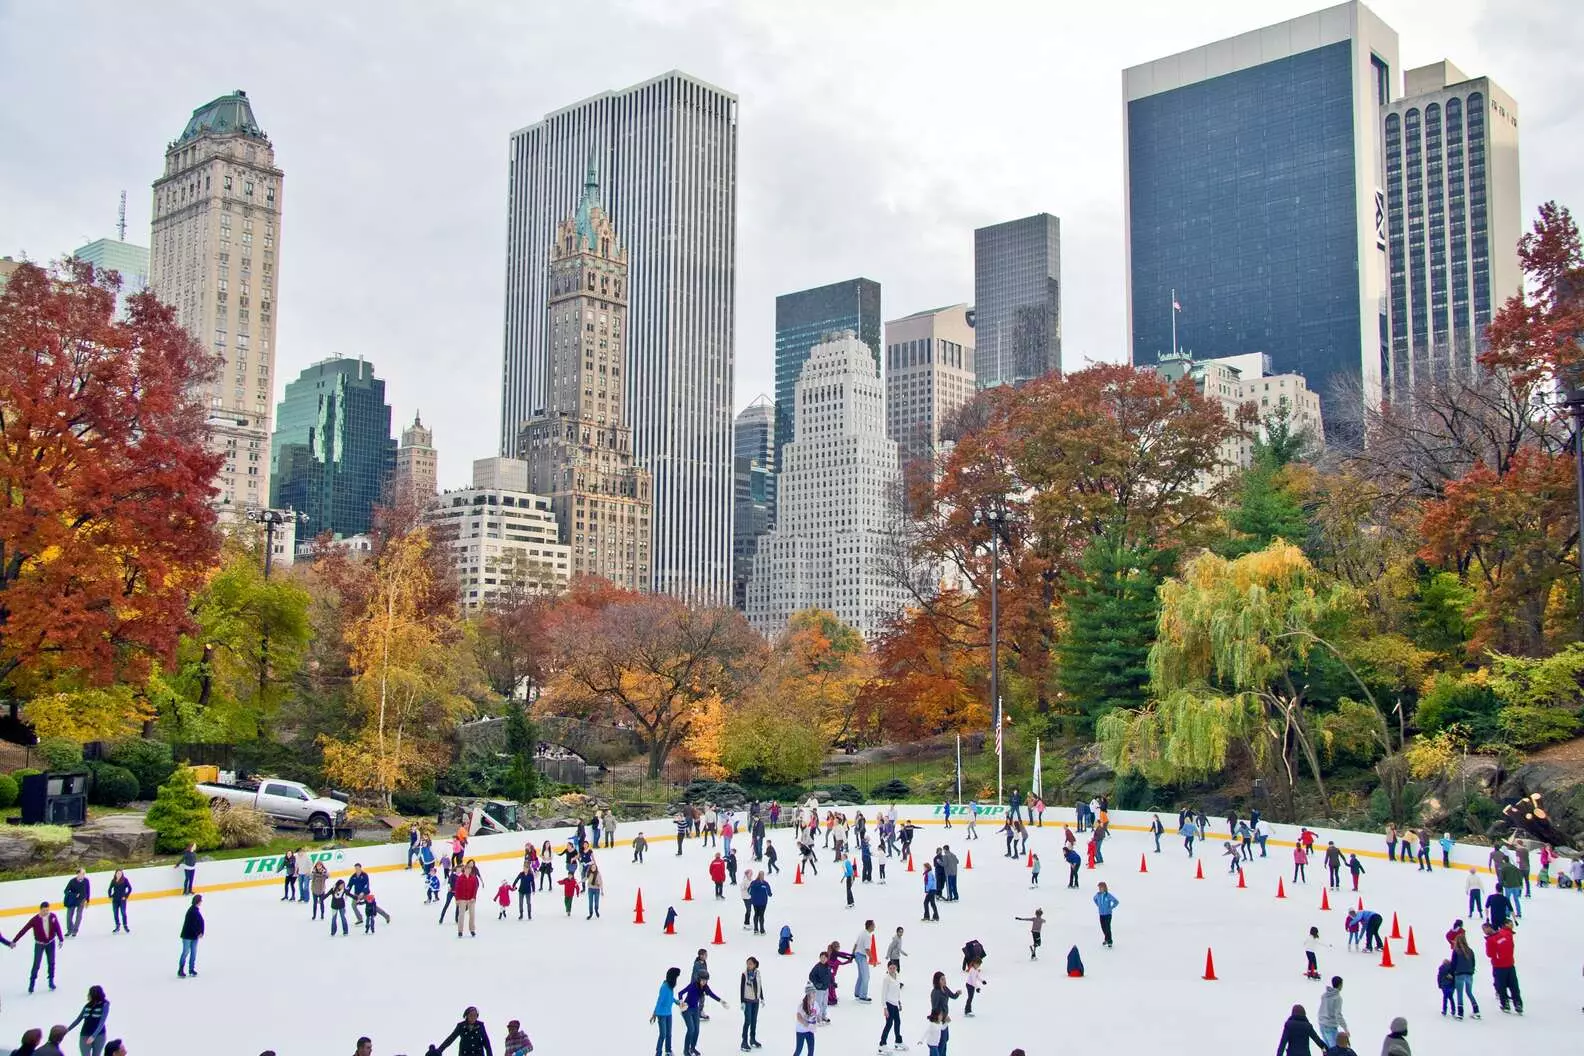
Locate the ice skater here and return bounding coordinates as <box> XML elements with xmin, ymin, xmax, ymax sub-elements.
<box><xmin>1014</xmin><ymin>910</ymin><xmax>1044</xmax><ymax>959</ymax></box>
<box><xmin>433</xmin><ymin>1006</ymin><xmax>492</xmax><ymax>1056</ymax></box>
<box><xmin>653</xmin><ymin>966</ymin><xmax>681</xmax><ymax>1056</ymax></box>
<box><xmin>879</xmin><ymin>959</ymin><xmax>905</xmax><ymax>1051</ymax></box>
<box><xmin>177</xmin><ymin>842</ymin><xmax>198</xmax><ymax>895</ymax></box>
<box><xmin>851</xmin><ymin>920</ymin><xmax>875</xmax><ymax>1002</ymax></box>
<box><xmin>1317</xmin><ymin>977</ymin><xmax>1347</xmax><ymax>1046</ymax></box>
<box><xmin>1303</xmin><ymin>926</ymin><xmax>1327</xmax><ymax>979</ymax></box>
<box><xmin>65</xmin><ymin>984</ymin><xmax>109</xmax><ymax>1056</ymax></box>
<box><xmin>329</xmin><ymin>880</ymin><xmax>351</xmax><ymax>936</ymax></box>
<box><xmin>962</xmin><ymin>959</ymin><xmax>985</xmax><ymax>1017</ymax></box>
<box><xmin>12</xmin><ymin>901</ymin><xmax>63</xmax><ymax>992</ymax></box>
<box><xmin>1346</xmin><ymin>853</ymin><xmax>1365</xmax><ymax>892</ymax></box>
<box><xmin>1292</xmin><ymin>843</ymin><xmax>1309</xmax><ymax>884</ymax></box>
<box><xmin>1064</xmin><ymin>845</ymin><xmax>1081</xmax><ymax>888</ymax></box>
<box><xmin>1093</xmin><ymin>882</ymin><xmax>1118</xmax><ymax>948</ymax></box>
<box><xmin>177</xmin><ymin>894</ymin><xmax>204</xmax><ymax>978</ymax></box>
<box><xmin>62</xmin><ymin>869</ymin><xmax>90</xmax><ymax>938</ymax></box>
<box><xmin>107</xmin><ymin>869</ymin><xmax>132</xmax><ymax>934</ymax></box>
<box><xmin>1029</xmin><ymin>853</ymin><xmax>1041</xmax><ymax>887</ymax></box>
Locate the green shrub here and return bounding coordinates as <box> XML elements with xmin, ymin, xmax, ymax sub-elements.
<box><xmin>1415</xmin><ymin>674</ymin><xmax>1501</xmax><ymax>741</ymax></box>
<box><xmin>0</xmin><ymin>773</ymin><xmax>17</xmax><ymax>809</ymax></box>
<box><xmin>106</xmin><ymin>739</ymin><xmax>177</xmax><ymax>799</ymax></box>
<box><xmin>814</xmin><ymin>783</ymin><xmax>862</xmax><ymax>804</ymax></box>
<box><xmin>871</xmin><ymin>778</ymin><xmax>911</xmax><ymax>801</ymax></box>
<box><xmin>25</xmin><ymin>825</ymin><xmax>73</xmax><ymax>847</ymax></box>
<box><xmin>36</xmin><ymin>737</ymin><xmax>84</xmax><ymax>771</ymax></box>
<box><xmin>211</xmin><ymin>804</ymin><xmax>274</xmax><ymax>849</ymax></box>
<box><xmin>391</xmin><ymin>786</ymin><xmax>444</xmax><ymax>817</ymax></box>
<box><xmin>1317</xmin><ymin>699</ymin><xmax>1388</xmax><ymax>770</ymax></box>
<box><xmin>10</xmin><ymin>767</ymin><xmax>41</xmax><ymax>784</ymax></box>
<box><xmin>1112</xmin><ymin>771</ymin><xmax>1154</xmax><ymax>810</ymax></box>
<box><xmin>87</xmin><ymin>763</ymin><xmax>141</xmax><ymax>807</ymax></box>
<box><xmin>1496</xmin><ymin>705</ymin><xmax>1581</xmax><ymax>749</ymax></box>
<box><xmin>144</xmin><ymin>767</ymin><xmax>221</xmax><ymax>853</ymax></box>
<box><xmin>436</xmin><ymin>757</ymin><xmax>512</xmax><ymax>798</ymax></box>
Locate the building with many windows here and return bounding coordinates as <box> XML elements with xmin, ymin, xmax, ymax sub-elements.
<box><xmin>425</xmin><ymin>458</ymin><xmax>571</xmax><ymax>612</ymax></box>
<box><xmin>393</xmin><ymin>412</ymin><xmax>439</xmax><ymax>505</ymax></box>
<box><xmin>269</xmin><ymin>357</ymin><xmax>395</xmax><ymax>539</ymax></box>
<box><xmin>1125</xmin><ymin>2</ymin><xmax>1399</xmax><ymax>438</ymax></box>
<box><xmin>149</xmin><ymin>90</ymin><xmax>284</xmax><ymax>514</ymax></box>
<box><xmin>72</xmin><ymin>237</ymin><xmax>149</xmax><ymax>317</ymax></box>
<box><xmin>1382</xmin><ymin>61</ymin><xmax>1520</xmax><ymax>397</ymax></box>
<box><xmin>1155</xmin><ymin>350</ymin><xmax>1325</xmax><ymax>470</ymax></box>
<box><xmin>973</xmin><ymin>215</ymin><xmax>1060</xmax><ymax>388</ymax></box>
<box><xmin>502</xmin><ymin>71</ymin><xmax>737</xmax><ymax>602</ymax></box>
<box><xmin>517</xmin><ymin>162</ymin><xmax>652</xmax><ymax>591</ymax></box>
<box><xmin>746</xmin><ymin>332</ymin><xmax>909</xmax><ymax>640</ymax></box>
<box><xmin>884</xmin><ymin>304</ymin><xmax>976</xmax><ymax>476</ymax></box>
<box><xmin>732</xmin><ymin>395</ymin><xmax>775</xmax><ymax>609</ymax></box>
<box><xmin>774</xmin><ymin>278</ymin><xmax>882</xmax><ymax>460</ymax></box>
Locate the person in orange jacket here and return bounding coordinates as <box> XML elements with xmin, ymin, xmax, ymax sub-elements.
<box><xmin>709</xmin><ymin>853</ymin><xmax>728</xmax><ymax>899</ymax></box>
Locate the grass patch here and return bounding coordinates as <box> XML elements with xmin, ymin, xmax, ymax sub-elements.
<box><xmin>0</xmin><ymin>831</ymin><xmax>391</xmax><ymax>884</ymax></box>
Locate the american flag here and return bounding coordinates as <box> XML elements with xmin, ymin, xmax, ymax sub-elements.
<box><xmin>995</xmin><ymin>716</ymin><xmax>1002</xmax><ymax>758</ymax></box>
<box><xmin>1172</xmin><ymin>298</ymin><xmax>1182</xmax><ymax>313</ymax></box>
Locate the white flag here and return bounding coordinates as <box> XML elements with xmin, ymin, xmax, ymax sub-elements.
<box><xmin>1031</xmin><ymin>739</ymin><xmax>1043</xmax><ymax>799</ymax></box>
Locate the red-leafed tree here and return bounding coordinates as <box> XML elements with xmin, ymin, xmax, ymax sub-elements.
<box><xmin>0</xmin><ymin>260</ymin><xmax>221</xmax><ymax>706</ymax></box>
<box><xmin>1481</xmin><ymin>201</ymin><xmax>1584</xmax><ymax>387</ymax></box>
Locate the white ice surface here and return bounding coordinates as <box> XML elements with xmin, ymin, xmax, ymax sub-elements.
<box><xmin>0</xmin><ymin>808</ymin><xmax>1580</xmax><ymax>1055</ymax></box>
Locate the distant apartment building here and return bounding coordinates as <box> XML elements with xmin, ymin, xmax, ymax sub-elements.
<box><xmin>973</xmin><ymin>214</ymin><xmax>1060</xmax><ymax>388</ymax></box>
<box><xmin>393</xmin><ymin>412</ymin><xmax>439</xmax><ymax>504</ymax></box>
<box><xmin>1383</xmin><ymin>60</ymin><xmax>1521</xmax><ymax>396</ymax></box>
<box><xmin>149</xmin><ymin>90</ymin><xmax>285</xmax><ymax>514</ymax></box>
<box><xmin>775</xmin><ymin>278</ymin><xmax>882</xmax><ymax>460</ymax></box>
<box><xmin>746</xmin><ymin>332</ymin><xmax>909</xmax><ymax>639</ymax></box>
<box><xmin>1155</xmin><ymin>350</ymin><xmax>1324</xmax><ymax>470</ymax></box>
<box><xmin>425</xmin><ymin>457</ymin><xmax>571</xmax><ymax>612</ymax></box>
<box><xmin>884</xmin><ymin>304</ymin><xmax>976</xmax><ymax>477</ymax></box>
<box><xmin>269</xmin><ymin>357</ymin><xmax>395</xmax><ymax>539</ymax></box>
<box><xmin>732</xmin><ymin>395</ymin><xmax>775</xmax><ymax>609</ymax></box>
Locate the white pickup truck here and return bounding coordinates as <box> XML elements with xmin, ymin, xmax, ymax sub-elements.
<box><xmin>197</xmin><ymin>777</ymin><xmax>348</xmax><ymax>838</ymax></box>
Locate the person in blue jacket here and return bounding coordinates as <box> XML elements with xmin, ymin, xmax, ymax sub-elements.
<box><xmin>748</xmin><ymin>873</ymin><xmax>772</xmax><ymax>935</ymax></box>
<box><xmin>679</xmin><ymin>967</ymin><xmax>728</xmax><ymax>1055</ymax></box>
<box><xmin>651</xmin><ymin>966</ymin><xmax>681</xmax><ymax>1056</ymax></box>
<box><xmin>1093</xmin><ymin>882</ymin><xmax>1119</xmax><ymax>948</ymax></box>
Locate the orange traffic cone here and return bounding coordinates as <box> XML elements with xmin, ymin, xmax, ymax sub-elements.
<box><xmin>1202</xmin><ymin>948</ymin><xmax>1218</xmax><ymax>981</ymax></box>
<box><xmin>1027</xmin><ymin>851</ymin><xmax>1035</xmax><ymax>867</ymax></box>
<box><xmin>1390</xmin><ymin>912</ymin><xmax>1401</xmax><ymax>940</ymax></box>
<box><xmin>1276</xmin><ymin>877</ymin><xmax>1287</xmax><ymax>899</ymax></box>
<box><xmin>1357</xmin><ymin>896</ymin><xmax>1364</xmax><ymax>911</ymax></box>
<box><xmin>965</xmin><ymin>851</ymin><xmax>973</xmax><ymax>870</ymax></box>
<box><xmin>868</xmin><ymin>934</ymin><xmax>879</xmax><ymax>966</ymax></box>
<box><xmin>683</xmin><ymin>879</ymin><xmax>693</xmax><ymax>902</ymax></box>
<box><xmin>1139</xmin><ymin>853</ymin><xmax>1149</xmax><ymax>874</ymax></box>
<box><xmin>634</xmin><ymin>889</ymin><xmax>646</xmax><ymax>924</ymax></box>
<box><xmin>1233</xmin><ymin>867</ymin><xmax>1244</xmax><ymax>888</ymax></box>
<box><xmin>1379</xmin><ymin>938</ymin><xmax>1394</xmax><ymax>968</ymax></box>
<box><xmin>794</xmin><ymin>866</ymin><xmax>803</xmax><ymax>885</ymax></box>
<box><xmin>907</xmin><ymin>855</ymin><xmax>915</xmax><ymax>872</ymax></box>
<box><xmin>1195</xmin><ymin>860</ymin><xmax>1204</xmax><ymax>880</ymax></box>
<box><xmin>711</xmin><ymin>917</ymin><xmax>725</xmax><ymax>945</ymax></box>
<box><xmin>1319</xmin><ymin>889</ymin><xmax>1330</xmax><ymax>911</ymax></box>
<box><xmin>1405</xmin><ymin>927</ymin><xmax>1418</xmax><ymax>956</ymax></box>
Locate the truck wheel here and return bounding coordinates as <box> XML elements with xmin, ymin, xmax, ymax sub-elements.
<box><xmin>309</xmin><ymin>812</ymin><xmax>332</xmax><ymax>839</ymax></box>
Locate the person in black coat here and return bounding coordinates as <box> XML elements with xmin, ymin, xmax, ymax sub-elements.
<box><xmin>178</xmin><ymin>895</ymin><xmax>204</xmax><ymax>978</ymax></box>
<box><xmin>432</xmin><ymin>1006</ymin><xmax>493</xmax><ymax>1056</ymax></box>
<box><xmin>1276</xmin><ymin>1004</ymin><xmax>1325</xmax><ymax>1056</ymax></box>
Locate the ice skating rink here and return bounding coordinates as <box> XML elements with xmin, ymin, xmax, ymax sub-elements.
<box><xmin>0</xmin><ymin>808</ymin><xmax>1580</xmax><ymax>1054</ymax></box>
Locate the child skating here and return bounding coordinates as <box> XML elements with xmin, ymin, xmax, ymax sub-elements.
<box><xmin>1304</xmin><ymin>926</ymin><xmax>1327</xmax><ymax>979</ymax></box>
<box><xmin>495</xmin><ymin>880</ymin><xmax>511</xmax><ymax>920</ymax></box>
<box><xmin>1029</xmin><ymin>854</ymin><xmax>1041</xmax><ymax>887</ymax></box>
<box><xmin>1014</xmin><ymin>910</ymin><xmax>1044</xmax><ymax>959</ymax></box>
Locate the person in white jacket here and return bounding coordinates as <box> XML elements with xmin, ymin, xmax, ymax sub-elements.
<box><xmin>878</xmin><ymin>959</ymin><xmax>905</xmax><ymax>1051</ymax></box>
<box><xmin>852</xmin><ymin>920</ymin><xmax>876</xmax><ymax>1002</ymax></box>
<box><xmin>1318</xmin><ymin>976</ymin><xmax>1348</xmax><ymax>1048</ymax></box>
<box><xmin>740</xmin><ymin>868</ymin><xmax>756</xmax><ymax>930</ymax></box>
<box><xmin>1465</xmin><ymin>868</ymin><xmax>1485</xmax><ymax>920</ymax></box>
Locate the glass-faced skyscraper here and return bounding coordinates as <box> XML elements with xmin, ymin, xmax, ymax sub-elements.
<box><xmin>774</xmin><ymin>278</ymin><xmax>881</xmax><ymax>460</ymax></box>
<box><xmin>973</xmin><ymin>215</ymin><xmax>1061</xmax><ymax>388</ymax></box>
<box><xmin>1383</xmin><ymin>61</ymin><xmax>1520</xmax><ymax>396</ymax></box>
<box><xmin>1125</xmin><ymin>2</ymin><xmax>1400</xmax><ymax>435</ymax></box>
<box><xmin>270</xmin><ymin>358</ymin><xmax>396</xmax><ymax>539</ymax></box>
<box><xmin>502</xmin><ymin>71</ymin><xmax>738</xmax><ymax>603</ymax></box>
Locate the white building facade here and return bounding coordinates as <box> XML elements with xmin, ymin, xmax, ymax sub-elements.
<box><xmin>746</xmin><ymin>333</ymin><xmax>909</xmax><ymax>640</ymax></box>
<box><xmin>502</xmin><ymin>71</ymin><xmax>737</xmax><ymax>603</ymax></box>
<box><xmin>884</xmin><ymin>304</ymin><xmax>976</xmax><ymax>474</ymax></box>
<box><xmin>424</xmin><ymin>458</ymin><xmax>571</xmax><ymax>613</ymax></box>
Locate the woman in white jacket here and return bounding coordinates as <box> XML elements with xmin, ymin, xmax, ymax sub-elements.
<box><xmin>740</xmin><ymin>868</ymin><xmax>756</xmax><ymax>930</ymax></box>
<box><xmin>878</xmin><ymin>960</ymin><xmax>905</xmax><ymax>1051</ymax></box>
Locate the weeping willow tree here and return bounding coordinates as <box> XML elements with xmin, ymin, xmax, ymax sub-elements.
<box><xmin>1099</xmin><ymin>540</ymin><xmax>1357</xmax><ymax>811</ymax></box>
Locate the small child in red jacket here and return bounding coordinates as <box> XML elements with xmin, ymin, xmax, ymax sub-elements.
<box><xmin>495</xmin><ymin>881</ymin><xmax>512</xmax><ymax>920</ymax></box>
<box><xmin>559</xmin><ymin>874</ymin><xmax>580</xmax><ymax>916</ymax></box>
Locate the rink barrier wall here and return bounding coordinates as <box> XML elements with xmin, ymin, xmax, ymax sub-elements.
<box><xmin>0</xmin><ymin>805</ymin><xmax>1516</xmax><ymax>917</ymax></box>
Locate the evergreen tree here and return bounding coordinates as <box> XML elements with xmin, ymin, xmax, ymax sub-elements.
<box><xmin>503</xmin><ymin>702</ymin><xmax>540</xmax><ymax>803</ymax></box>
<box><xmin>1054</xmin><ymin>531</ymin><xmax>1166</xmax><ymax>727</ymax></box>
<box><xmin>1222</xmin><ymin>403</ymin><xmax>1312</xmax><ymax>557</ymax></box>
<box><xmin>144</xmin><ymin>766</ymin><xmax>221</xmax><ymax>853</ymax></box>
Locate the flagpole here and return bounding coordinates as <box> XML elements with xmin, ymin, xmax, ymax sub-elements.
<box><xmin>955</xmin><ymin>734</ymin><xmax>962</xmax><ymax>804</ymax></box>
<box><xmin>1170</xmin><ymin>288</ymin><xmax>1178</xmax><ymax>357</ymax></box>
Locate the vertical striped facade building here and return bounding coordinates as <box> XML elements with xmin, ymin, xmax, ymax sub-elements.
<box><xmin>502</xmin><ymin>71</ymin><xmax>738</xmax><ymax>604</ymax></box>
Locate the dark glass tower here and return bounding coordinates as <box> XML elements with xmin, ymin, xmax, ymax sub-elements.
<box><xmin>774</xmin><ymin>278</ymin><xmax>881</xmax><ymax>459</ymax></box>
<box><xmin>269</xmin><ymin>358</ymin><xmax>396</xmax><ymax>538</ymax></box>
<box><xmin>973</xmin><ymin>214</ymin><xmax>1061</xmax><ymax>387</ymax></box>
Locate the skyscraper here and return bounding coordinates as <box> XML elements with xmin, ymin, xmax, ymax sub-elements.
<box><xmin>732</xmin><ymin>395</ymin><xmax>775</xmax><ymax>610</ymax></box>
<box><xmin>269</xmin><ymin>358</ymin><xmax>395</xmax><ymax>539</ymax></box>
<box><xmin>884</xmin><ymin>304</ymin><xmax>977</xmax><ymax>473</ymax></box>
<box><xmin>774</xmin><ymin>278</ymin><xmax>881</xmax><ymax>460</ymax></box>
<box><xmin>72</xmin><ymin>237</ymin><xmax>149</xmax><ymax>317</ymax></box>
<box><xmin>149</xmin><ymin>90</ymin><xmax>284</xmax><ymax>513</ymax></box>
<box><xmin>502</xmin><ymin>72</ymin><xmax>737</xmax><ymax>603</ymax></box>
<box><xmin>517</xmin><ymin>162</ymin><xmax>652</xmax><ymax>592</ymax></box>
<box><xmin>1383</xmin><ymin>61</ymin><xmax>1521</xmax><ymax>396</ymax></box>
<box><xmin>1124</xmin><ymin>2</ymin><xmax>1399</xmax><ymax>434</ymax></box>
<box><xmin>973</xmin><ymin>215</ymin><xmax>1061</xmax><ymax>388</ymax></box>
<box><xmin>746</xmin><ymin>332</ymin><xmax>909</xmax><ymax>640</ymax></box>
<box><xmin>393</xmin><ymin>412</ymin><xmax>439</xmax><ymax>503</ymax></box>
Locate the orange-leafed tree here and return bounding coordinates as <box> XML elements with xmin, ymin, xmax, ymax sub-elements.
<box><xmin>0</xmin><ymin>260</ymin><xmax>221</xmax><ymax>708</ymax></box>
<box><xmin>861</xmin><ymin>593</ymin><xmax>988</xmax><ymax>741</ymax></box>
<box><xmin>780</xmin><ymin>609</ymin><xmax>875</xmax><ymax>746</ymax></box>
<box><xmin>539</xmin><ymin>591</ymin><xmax>763</xmax><ymax>778</ymax></box>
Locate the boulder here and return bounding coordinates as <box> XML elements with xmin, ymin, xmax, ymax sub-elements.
<box><xmin>71</xmin><ymin>814</ymin><xmax>157</xmax><ymax>863</ymax></box>
<box><xmin>0</xmin><ymin>832</ymin><xmax>36</xmax><ymax>872</ymax></box>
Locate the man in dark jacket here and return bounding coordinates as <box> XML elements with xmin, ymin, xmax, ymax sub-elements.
<box><xmin>62</xmin><ymin>869</ymin><xmax>91</xmax><ymax>938</ymax></box>
<box><xmin>178</xmin><ymin>894</ymin><xmax>204</xmax><ymax>978</ymax></box>
<box><xmin>1276</xmin><ymin>1004</ymin><xmax>1326</xmax><ymax>1056</ymax></box>
<box><xmin>748</xmin><ymin>874</ymin><xmax>772</xmax><ymax>934</ymax></box>
<box><xmin>1323</xmin><ymin>843</ymin><xmax>1344</xmax><ymax>890</ymax></box>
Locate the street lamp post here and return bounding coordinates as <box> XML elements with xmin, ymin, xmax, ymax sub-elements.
<box><xmin>974</xmin><ymin>507</ymin><xmax>1008</xmax><ymax>806</ymax></box>
<box><xmin>246</xmin><ymin>507</ymin><xmax>308</xmax><ymax>580</ymax></box>
<box><xmin>1563</xmin><ymin>389</ymin><xmax>1584</xmax><ymax>629</ymax></box>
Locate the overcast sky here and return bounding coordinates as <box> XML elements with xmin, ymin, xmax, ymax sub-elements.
<box><xmin>3</xmin><ymin>0</ymin><xmax>1579</xmax><ymax>488</ymax></box>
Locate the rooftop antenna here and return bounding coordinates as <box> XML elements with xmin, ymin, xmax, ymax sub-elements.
<box><xmin>116</xmin><ymin>191</ymin><xmax>127</xmax><ymax>242</ymax></box>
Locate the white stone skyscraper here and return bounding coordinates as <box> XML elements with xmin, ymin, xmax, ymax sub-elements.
<box><xmin>149</xmin><ymin>90</ymin><xmax>284</xmax><ymax>515</ymax></box>
<box><xmin>502</xmin><ymin>71</ymin><xmax>738</xmax><ymax>603</ymax></box>
<box><xmin>746</xmin><ymin>332</ymin><xmax>909</xmax><ymax>640</ymax></box>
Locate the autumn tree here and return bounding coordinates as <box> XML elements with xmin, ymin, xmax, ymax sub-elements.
<box><xmin>779</xmin><ymin>610</ymin><xmax>874</xmax><ymax>745</ymax></box>
<box><xmin>470</xmin><ymin>568</ymin><xmax>552</xmax><ymax>701</ymax></box>
<box><xmin>319</xmin><ymin>528</ymin><xmax>480</xmax><ymax>803</ymax></box>
<box><xmin>0</xmin><ymin>260</ymin><xmax>221</xmax><ymax>710</ymax></box>
<box><xmin>860</xmin><ymin>594</ymin><xmax>987</xmax><ymax>741</ymax></box>
<box><xmin>540</xmin><ymin>592</ymin><xmax>763</xmax><ymax>778</ymax></box>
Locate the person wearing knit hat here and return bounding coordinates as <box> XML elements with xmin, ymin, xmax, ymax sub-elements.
<box><xmin>1380</xmin><ymin>1017</ymin><xmax>1410</xmax><ymax>1056</ymax></box>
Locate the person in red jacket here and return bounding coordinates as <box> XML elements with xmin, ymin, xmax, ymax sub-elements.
<box><xmin>558</xmin><ymin>873</ymin><xmax>580</xmax><ymax>916</ymax></box>
<box><xmin>452</xmin><ymin>862</ymin><xmax>481</xmax><ymax>938</ymax></box>
<box><xmin>709</xmin><ymin>853</ymin><xmax>728</xmax><ymax>899</ymax></box>
<box><xmin>1482</xmin><ymin>922</ymin><xmax>1523</xmax><ymax>1014</ymax></box>
<box><xmin>12</xmin><ymin>901</ymin><xmax>64</xmax><ymax>992</ymax></box>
